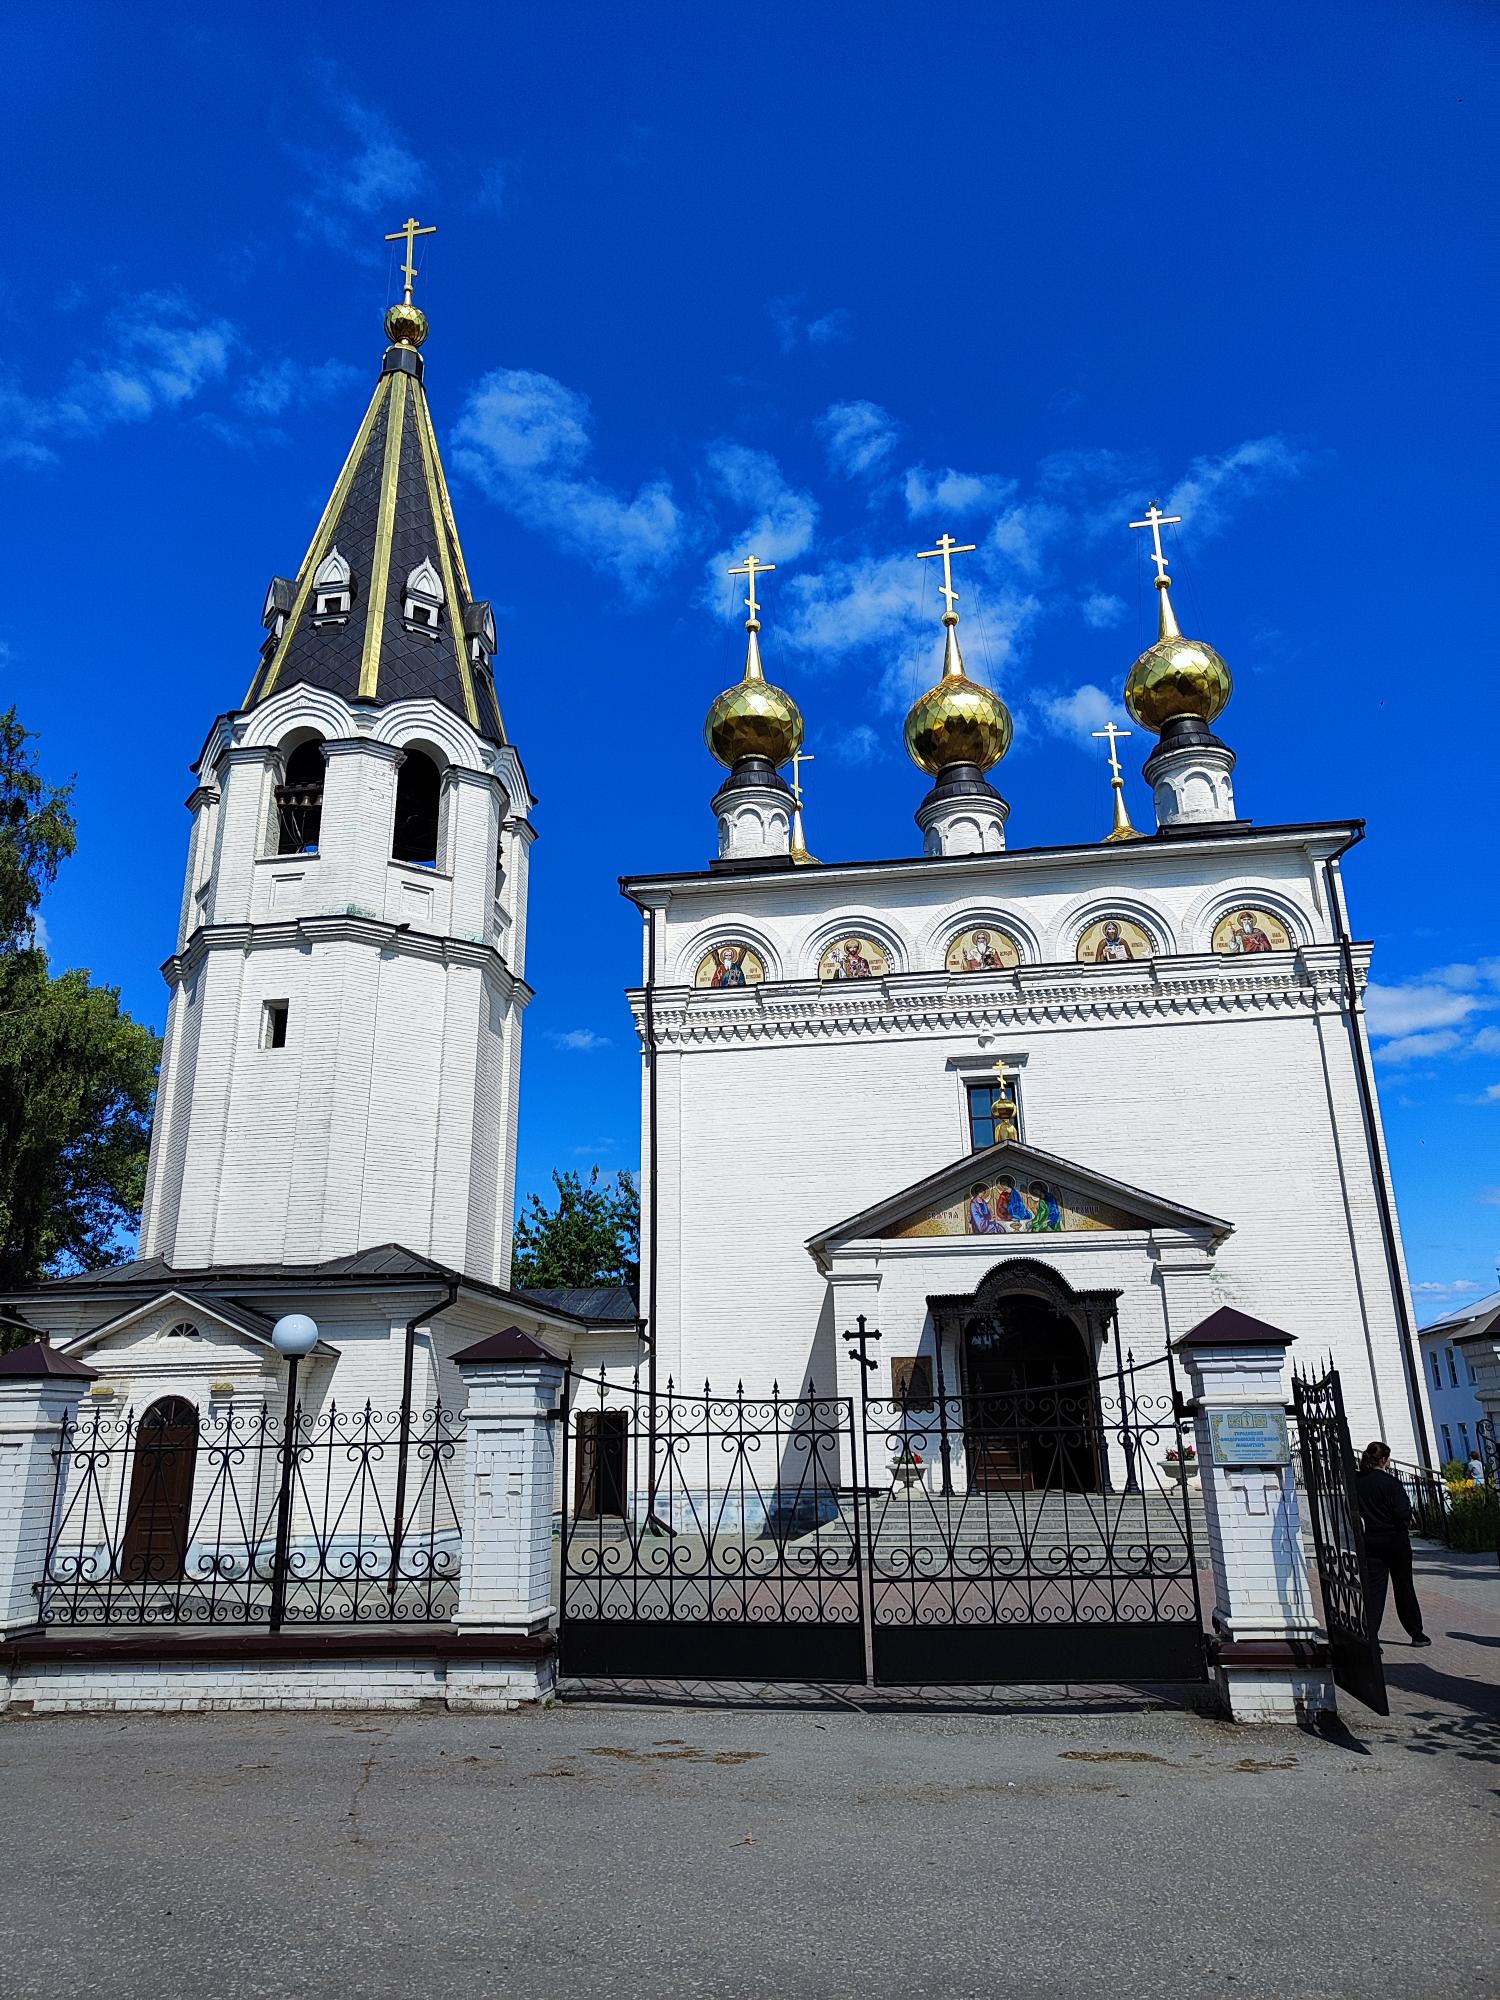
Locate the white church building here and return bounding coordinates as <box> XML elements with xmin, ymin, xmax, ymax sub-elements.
<box><xmin>0</xmin><ymin>269</ymin><xmax>1427</xmax><ymax>1505</ymax></box>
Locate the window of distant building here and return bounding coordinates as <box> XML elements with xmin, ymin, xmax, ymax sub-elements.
<box><xmin>1441</xmin><ymin>1424</ymin><xmax>1454</xmax><ymax>1462</ymax></box>
<box><xmin>1430</xmin><ymin>1351</ymin><xmax>1443</xmax><ymax>1391</ymax></box>
<box><xmin>966</xmin><ymin>1080</ymin><xmax>1020</xmax><ymax>1151</ymax></box>
<box><xmin>1447</xmin><ymin>1347</ymin><xmax>1460</xmax><ymax>1388</ymax></box>
<box><xmin>1459</xmin><ymin>1423</ymin><xmax>1472</xmax><ymax>1456</ymax></box>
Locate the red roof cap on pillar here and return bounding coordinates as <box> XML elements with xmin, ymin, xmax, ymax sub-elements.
<box><xmin>1174</xmin><ymin>1306</ymin><xmax>1296</xmax><ymax>1350</ymax></box>
<box><xmin>451</xmin><ymin>1326</ymin><xmax>563</xmax><ymax>1365</ymax></box>
<box><xmin>0</xmin><ymin>1338</ymin><xmax>98</xmax><ymax>1380</ymax></box>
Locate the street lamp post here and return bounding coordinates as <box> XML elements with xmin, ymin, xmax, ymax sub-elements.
<box><xmin>268</xmin><ymin>1313</ymin><xmax>319</xmax><ymax>1632</ymax></box>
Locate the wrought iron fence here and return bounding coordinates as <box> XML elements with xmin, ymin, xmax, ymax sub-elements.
<box><xmin>1393</xmin><ymin>1450</ymin><xmax>1500</xmax><ymax>1560</ymax></box>
<box><xmin>41</xmin><ymin>1397</ymin><xmax>464</xmax><ymax>1627</ymax></box>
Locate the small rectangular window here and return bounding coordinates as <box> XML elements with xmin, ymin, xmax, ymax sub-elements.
<box><xmin>966</xmin><ymin>1081</ymin><xmax>1019</xmax><ymax>1151</ymax></box>
<box><xmin>1465</xmin><ymin>1355</ymin><xmax>1477</xmax><ymax>1386</ymax></box>
<box><xmin>1431</xmin><ymin>1352</ymin><xmax>1443</xmax><ymax>1391</ymax></box>
<box><xmin>1441</xmin><ymin>1425</ymin><xmax>1453</xmax><ymax>1462</ymax></box>
<box><xmin>1447</xmin><ymin>1347</ymin><xmax>1459</xmax><ymax>1388</ymax></box>
<box><xmin>261</xmin><ymin>1000</ymin><xmax>289</xmax><ymax>1050</ymax></box>
<box><xmin>1459</xmin><ymin>1423</ymin><xmax>1472</xmax><ymax>1455</ymax></box>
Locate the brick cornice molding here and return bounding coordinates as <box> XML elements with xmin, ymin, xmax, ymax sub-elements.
<box><xmin>164</xmin><ymin>916</ymin><xmax>534</xmax><ymax>1005</ymax></box>
<box><xmin>628</xmin><ymin>946</ymin><xmax>1368</xmax><ymax>1050</ymax></box>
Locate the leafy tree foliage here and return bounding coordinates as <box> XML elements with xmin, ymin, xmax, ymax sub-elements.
<box><xmin>0</xmin><ymin>709</ymin><xmax>160</xmax><ymax>1295</ymax></box>
<box><xmin>511</xmin><ymin>1167</ymin><xmax>639</xmax><ymax>1290</ymax></box>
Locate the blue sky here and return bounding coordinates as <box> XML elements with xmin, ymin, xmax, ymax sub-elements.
<box><xmin>5</xmin><ymin>3</ymin><xmax>1496</xmax><ymax>1308</ymax></box>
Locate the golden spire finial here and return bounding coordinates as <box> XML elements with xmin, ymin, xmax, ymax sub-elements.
<box><xmin>1092</xmin><ymin>722</ymin><xmax>1143</xmax><ymax>843</ymax></box>
<box><xmin>918</xmin><ymin>533</ymin><xmax>978</xmax><ymax>681</ymax></box>
<box><xmin>727</xmin><ymin>553</ymin><xmax>776</xmax><ymax>682</ymax></box>
<box><xmin>1129</xmin><ymin>501</ymin><xmax>1184</xmax><ymax>640</ymax></box>
<box><xmin>385</xmin><ymin>216</ymin><xmax>438</xmax><ymax>306</ymax></box>
<box><xmin>789</xmin><ymin>749</ymin><xmax>819</xmax><ymax>865</ymax></box>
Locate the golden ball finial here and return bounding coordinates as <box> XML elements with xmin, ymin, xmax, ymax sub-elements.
<box><xmin>384</xmin><ymin>301</ymin><xmax>430</xmax><ymax>349</ymax></box>
<box><xmin>903</xmin><ymin>624</ymin><xmax>1012</xmax><ymax>776</ymax></box>
<box><xmin>1124</xmin><ymin>633</ymin><xmax>1233</xmax><ymax>732</ymax></box>
<box><xmin>705</xmin><ymin>674</ymin><xmax>804</xmax><ymax>769</ymax></box>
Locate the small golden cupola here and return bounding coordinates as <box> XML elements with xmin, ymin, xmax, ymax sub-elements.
<box><xmin>904</xmin><ymin>533</ymin><xmax>1013</xmax><ymax>856</ymax></box>
<box><xmin>1124</xmin><ymin>504</ymin><xmax>1241</xmax><ymax>830</ymax></box>
<box><xmin>705</xmin><ymin>555</ymin><xmax>806</xmax><ymax>868</ymax></box>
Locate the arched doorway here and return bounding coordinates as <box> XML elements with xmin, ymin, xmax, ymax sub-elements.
<box><xmin>120</xmin><ymin>1397</ymin><xmax>199</xmax><ymax>1582</ymax></box>
<box><xmin>963</xmin><ymin>1294</ymin><xmax>1099</xmax><ymax>1491</ymax></box>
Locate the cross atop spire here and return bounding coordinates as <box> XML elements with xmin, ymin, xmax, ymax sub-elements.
<box><xmin>1093</xmin><ymin>723</ymin><xmax>1143</xmax><ymax>843</ymax></box>
<box><xmin>385</xmin><ymin>216</ymin><xmax>437</xmax><ymax>306</ymax></box>
<box><xmin>728</xmin><ymin>553</ymin><xmax>775</xmax><ymax>629</ymax></box>
<box><xmin>1091</xmin><ymin>720</ymin><xmax>1132</xmax><ymax>783</ymax></box>
<box><xmin>917</xmin><ymin>533</ymin><xmax>977</xmax><ymax>625</ymax></box>
<box><xmin>1128</xmin><ymin>502</ymin><xmax>1182</xmax><ymax>584</ymax></box>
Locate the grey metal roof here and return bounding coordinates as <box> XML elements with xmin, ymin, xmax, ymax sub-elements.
<box><xmin>518</xmin><ymin>1286</ymin><xmax>641</xmax><ymax>1324</ymax></box>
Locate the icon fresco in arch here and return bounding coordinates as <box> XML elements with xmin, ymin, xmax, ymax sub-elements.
<box><xmin>694</xmin><ymin>943</ymin><xmax>766</xmax><ymax>989</ymax></box>
<box><xmin>946</xmin><ymin>926</ymin><xmax>1022</xmax><ymax>974</ymax></box>
<box><xmin>1211</xmin><ymin>907</ymin><xmax>1292</xmax><ymax>955</ymax></box>
<box><xmin>888</xmin><ymin>1175</ymin><xmax>1135</xmax><ymax>1239</ymax></box>
<box><xmin>1076</xmin><ymin>916</ymin><xmax>1156</xmax><ymax>965</ymax></box>
<box><xmin>818</xmin><ymin>935</ymin><xmax>890</xmax><ymax>981</ymax></box>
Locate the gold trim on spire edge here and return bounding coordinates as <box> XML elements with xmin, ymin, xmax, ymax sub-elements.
<box><xmin>357</xmin><ymin>373</ymin><xmax>408</xmax><ymax>700</ymax></box>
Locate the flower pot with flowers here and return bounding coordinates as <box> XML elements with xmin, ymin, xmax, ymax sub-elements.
<box><xmin>1163</xmin><ymin>1442</ymin><xmax>1199</xmax><ymax>1483</ymax></box>
<box><xmin>891</xmin><ymin>1446</ymin><xmax>926</xmax><ymax>1495</ymax></box>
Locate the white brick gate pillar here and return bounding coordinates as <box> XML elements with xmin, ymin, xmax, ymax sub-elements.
<box><xmin>0</xmin><ymin>1343</ymin><xmax>98</xmax><ymax>1640</ymax></box>
<box><xmin>1175</xmin><ymin>1307</ymin><xmax>1336</xmax><ymax>1724</ymax></box>
<box><xmin>452</xmin><ymin>1329</ymin><xmax>565</xmax><ymax>1638</ymax></box>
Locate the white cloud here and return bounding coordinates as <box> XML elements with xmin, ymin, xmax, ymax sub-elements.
<box><xmin>1477</xmin><ymin>1187</ymin><xmax>1500</xmax><ymax>1207</ymax></box>
<box><xmin>291</xmin><ymin>83</ymin><xmax>427</xmax><ymax>254</ymax></box>
<box><xmin>1482</xmin><ymin>1084</ymin><xmax>1500</xmax><ymax>1104</ymax></box>
<box><xmin>1412</xmin><ymin>1279</ymin><xmax>1482</xmax><ymax>1299</ymax></box>
<box><xmin>1365</xmin><ymin>981</ymin><xmax>1487</xmax><ymax>1039</ymax></box>
<box><xmin>238</xmin><ymin>357</ymin><xmax>360</xmax><ymax>419</ymax></box>
<box><xmin>834</xmin><ymin>724</ymin><xmax>881</xmax><ymax>765</ymax></box>
<box><xmin>548</xmin><ymin>1029</ymin><xmax>610</xmax><ymax>1052</ymax></box>
<box><xmin>904</xmin><ymin>466</ymin><xmax>1016</xmax><ymax>518</ymax></box>
<box><xmin>1163</xmin><ymin>435</ymin><xmax>1309</xmax><ymax>540</ymax></box>
<box><xmin>453</xmin><ymin>368</ymin><xmax>684</xmax><ymax>591</ymax></box>
<box><xmin>1372</xmin><ymin>1029</ymin><xmax>1465</xmax><ymax>1065</ymax></box>
<box><xmin>820</xmin><ymin>402</ymin><xmax>899</xmax><ymax>480</ymax></box>
<box><xmin>987</xmin><ymin>500</ymin><xmax>1068</xmax><ymax>579</ymax></box>
<box><xmin>0</xmin><ymin>295</ymin><xmax>237</xmax><ymax>464</ymax></box>
<box><xmin>769</xmin><ymin>298</ymin><xmax>851</xmax><ymax>352</ymax></box>
<box><xmin>1471</xmin><ymin>1027</ymin><xmax>1500</xmax><ymax>1054</ymax></box>
<box><xmin>1081</xmin><ymin>591</ymin><xmax>1127</xmax><ymax>630</ymax></box>
<box><xmin>1034</xmin><ymin>683</ymin><xmax>1130</xmax><ymax>747</ymax></box>
<box><xmin>701</xmin><ymin>445</ymin><xmax>818</xmax><ymax>618</ymax></box>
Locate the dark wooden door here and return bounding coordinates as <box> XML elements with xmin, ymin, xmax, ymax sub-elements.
<box><xmin>120</xmin><ymin>1397</ymin><xmax>199</xmax><ymax>1582</ymax></box>
<box><xmin>573</xmin><ymin>1410</ymin><xmax>629</xmax><ymax>1519</ymax></box>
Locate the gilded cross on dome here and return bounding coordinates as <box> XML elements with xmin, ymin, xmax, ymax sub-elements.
<box><xmin>1091</xmin><ymin>720</ymin><xmax>1132</xmax><ymax>783</ymax></box>
<box><xmin>727</xmin><ymin>553</ymin><xmax>775</xmax><ymax>628</ymax></box>
<box><xmin>917</xmin><ymin>532</ymin><xmax>977</xmax><ymax>623</ymax></box>
<box><xmin>1128</xmin><ymin>501</ymin><xmax>1182</xmax><ymax>582</ymax></box>
<box><xmin>385</xmin><ymin>216</ymin><xmax>437</xmax><ymax>305</ymax></box>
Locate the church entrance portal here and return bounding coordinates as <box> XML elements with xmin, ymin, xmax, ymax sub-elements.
<box><xmin>962</xmin><ymin>1294</ymin><xmax>1099</xmax><ymax>1492</ymax></box>
<box><xmin>120</xmin><ymin>1396</ymin><xmax>199</xmax><ymax>1583</ymax></box>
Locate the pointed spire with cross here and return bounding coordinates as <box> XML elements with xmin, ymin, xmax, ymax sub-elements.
<box><xmin>789</xmin><ymin>749</ymin><xmax>819</xmax><ymax>865</ymax></box>
<box><xmin>1092</xmin><ymin>721</ymin><xmax>1143</xmax><ymax>843</ymax></box>
<box><xmin>385</xmin><ymin>216</ymin><xmax>438</xmax><ymax>306</ymax></box>
<box><xmin>917</xmin><ymin>532</ymin><xmax>977</xmax><ymax>628</ymax></box>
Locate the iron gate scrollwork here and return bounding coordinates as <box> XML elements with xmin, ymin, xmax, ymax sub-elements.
<box><xmin>856</xmin><ymin>1347</ymin><xmax>1206</xmax><ymax>1685</ymax></box>
<box><xmin>559</xmin><ymin>1371</ymin><xmax>866</xmax><ymax>1683</ymax></box>
<box><xmin>1291</xmin><ymin>1364</ymin><xmax>1388</xmax><ymax>1716</ymax></box>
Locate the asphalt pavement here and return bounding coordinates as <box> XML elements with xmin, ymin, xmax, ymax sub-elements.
<box><xmin>2</xmin><ymin>1545</ymin><xmax>1495</xmax><ymax>2000</ymax></box>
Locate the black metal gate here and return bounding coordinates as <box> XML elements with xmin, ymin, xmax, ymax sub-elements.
<box><xmin>559</xmin><ymin>1372</ymin><xmax>866</xmax><ymax>1682</ymax></box>
<box><xmin>1291</xmin><ymin>1364</ymin><xmax>1388</xmax><ymax>1715</ymax></box>
<box><xmin>559</xmin><ymin>1353</ymin><xmax>1208</xmax><ymax>1688</ymax></box>
<box><xmin>855</xmin><ymin>1347</ymin><xmax>1205</xmax><ymax>1685</ymax></box>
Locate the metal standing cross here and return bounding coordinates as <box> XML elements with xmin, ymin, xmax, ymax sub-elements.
<box><xmin>727</xmin><ymin>553</ymin><xmax>775</xmax><ymax>625</ymax></box>
<box><xmin>916</xmin><ymin>532</ymin><xmax>977</xmax><ymax>618</ymax></box>
<box><xmin>1128</xmin><ymin>502</ymin><xmax>1182</xmax><ymax>581</ymax></box>
<box><xmin>1091</xmin><ymin>721</ymin><xmax>1133</xmax><ymax>781</ymax></box>
<box><xmin>385</xmin><ymin>216</ymin><xmax>438</xmax><ymax>305</ymax></box>
<box><xmin>790</xmin><ymin>748</ymin><xmax>814</xmax><ymax>806</ymax></box>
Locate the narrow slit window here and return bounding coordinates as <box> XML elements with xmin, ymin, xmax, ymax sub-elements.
<box><xmin>262</xmin><ymin>1000</ymin><xmax>289</xmax><ymax>1050</ymax></box>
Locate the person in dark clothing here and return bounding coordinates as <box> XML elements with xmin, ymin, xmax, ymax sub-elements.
<box><xmin>1355</xmin><ymin>1441</ymin><xmax>1431</xmax><ymax>1647</ymax></box>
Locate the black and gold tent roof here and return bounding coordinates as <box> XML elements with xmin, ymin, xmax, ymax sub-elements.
<box><xmin>245</xmin><ymin>347</ymin><xmax>504</xmax><ymax>743</ymax></box>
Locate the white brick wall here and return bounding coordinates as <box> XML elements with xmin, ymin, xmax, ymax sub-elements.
<box><xmin>1</xmin><ymin>1652</ymin><xmax>554</xmax><ymax>1714</ymax></box>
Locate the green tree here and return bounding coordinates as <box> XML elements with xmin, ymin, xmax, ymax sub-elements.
<box><xmin>0</xmin><ymin>709</ymin><xmax>160</xmax><ymax>1298</ymax></box>
<box><xmin>511</xmin><ymin>1167</ymin><xmax>639</xmax><ymax>1290</ymax></box>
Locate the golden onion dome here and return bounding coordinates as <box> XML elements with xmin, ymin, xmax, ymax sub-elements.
<box><xmin>384</xmin><ymin>300</ymin><xmax>430</xmax><ymax>350</ymax></box>
<box><xmin>903</xmin><ymin>622</ymin><xmax>1013</xmax><ymax>776</ymax></box>
<box><xmin>705</xmin><ymin>625</ymin><xmax>804</xmax><ymax>769</ymax></box>
<box><xmin>1124</xmin><ymin>578</ymin><xmax>1232</xmax><ymax>732</ymax></box>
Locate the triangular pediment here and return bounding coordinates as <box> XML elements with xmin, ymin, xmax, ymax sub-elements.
<box><xmin>60</xmin><ymin>1289</ymin><xmax>314</xmax><ymax>1360</ymax></box>
<box><xmin>808</xmin><ymin>1140</ymin><xmax>1232</xmax><ymax>1261</ymax></box>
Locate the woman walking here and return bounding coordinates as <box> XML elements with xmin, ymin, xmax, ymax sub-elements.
<box><xmin>1355</xmin><ymin>1441</ymin><xmax>1432</xmax><ymax>1648</ymax></box>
